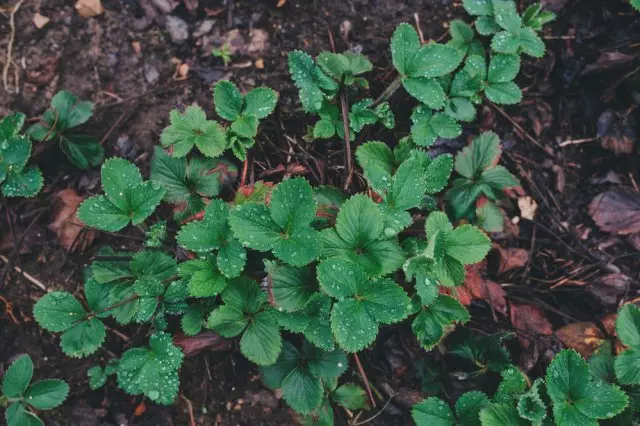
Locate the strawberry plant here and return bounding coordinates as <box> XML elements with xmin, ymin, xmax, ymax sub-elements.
<box><xmin>25</xmin><ymin>1</ymin><xmax>566</xmax><ymax>424</ymax></box>
<box><xmin>1</xmin><ymin>355</ymin><xmax>69</xmax><ymax>426</ymax></box>
<box><xmin>27</xmin><ymin>90</ymin><xmax>104</xmax><ymax>169</ymax></box>
<box><xmin>411</xmin><ymin>305</ymin><xmax>640</xmax><ymax>425</ymax></box>
<box><xmin>445</xmin><ymin>131</ymin><xmax>519</xmax><ymax>232</ymax></box>
<box><xmin>0</xmin><ymin>113</ymin><xmax>43</xmax><ymax>197</ymax></box>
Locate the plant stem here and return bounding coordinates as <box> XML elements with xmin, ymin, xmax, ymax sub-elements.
<box><xmin>340</xmin><ymin>88</ymin><xmax>353</xmax><ymax>191</ymax></box>
<box><xmin>92</xmin><ymin>294</ymin><xmax>140</xmax><ymax>317</ymax></box>
<box><xmin>354</xmin><ymin>353</ymin><xmax>377</xmax><ymax>408</ymax></box>
<box><xmin>373</xmin><ymin>74</ymin><xmax>402</xmax><ymax>106</ymax></box>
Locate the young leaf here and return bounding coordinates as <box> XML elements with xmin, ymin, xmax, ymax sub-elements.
<box><xmin>333</xmin><ymin>384</ymin><xmax>369</xmax><ymax>411</ymax></box>
<box><xmin>23</xmin><ymin>380</ymin><xmax>69</xmax><ymax>410</ymax></box>
<box><xmin>78</xmin><ymin>158</ymin><xmax>165</xmax><ymax>232</ymax></box>
<box><xmin>462</xmin><ymin>0</ymin><xmax>493</xmax><ymax>15</ymax></box>
<box><xmin>411</xmin><ymin>106</ymin><xmax>462</xmax><ymax>147</ymax></box>
<box><xmin>28</xmin><ymin>90</ymin><xmax>94</xmax><ymax>141</ymax></box>
<box><xmin>412</xmin><ymin>295</ymin><xmax>469</xmax><ymax>350</ymax></box>
<box><xmin>456</xmin><ymin>391</ymin><xmax>490</xmax><ymax>425</ymax></box>
<box><xmin>445</xmin><ymin>225</ymin><xmax>491</xmax><ymax>265</ymax></box>
<box><xmin>517</xmin><ymin>379</ymin><xmax>547</xmax><ymax>423</ymax></box>
<box><xmin>2</xmin><ymin>166</ymin><xmax>43</xmax><ymax>198</ymax></box>
<box><xmin>117</xmin><ymin>332</ymin><xmax>184</xmax><ymax>405</ymax></box>
<box><xmin>391</xmin><ymin>23</ymin><xmax>421</xmax><ymax>76</ymax></box>
<box><xmin>229</xmin><ymin>178</ymin><xmax>321</xmax><ymax>267</ymax></box>
<box><xmin>288</xmin><ymin>51</ymin><xmax>337</xmax><ymax>113</ymax></box>
<box><xmin>277</xmin><ymin>293</ymin><xmax>335</xmax><ymax>351</ymax></box>
<box><xmin>2</xmin><ymin>355</ymin><xmax>33</xmax><ymax>399</ymax></box>
<box><xmin>214</xmin><ymin>80</ymin><xmax>243</xmax><ymax>121</ymax></box>
<box><xmin>243</xmin><ymin>87</ymin><xmax>279</xmax><ymax>119</ymax></box>
<box><xmin>356</xmin><ymin>141</ymin><xmax>395</xmax><ymax>193</ymax></box>
<box><xmin>160</xmin><ymin>105</ymin><xmax>227</xmax><ymax>158</ymax></box>
<box><xmin>454</xmin><ymin>132</ymin><xmax>502</xmax><ymax>179</ymax></box>
<box><xmin>0</xmin><ymin>112</ymin><xmax>25</xmax><ymax>141</ymax></box>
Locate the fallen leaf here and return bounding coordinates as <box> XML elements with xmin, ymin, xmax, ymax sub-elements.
<box><xmin>581</xmin><ymin>52</ymin><xmax>638</xmax><ymax>76</ymax></box>
<box><xmin>133</xmin><ymin>402</ymin><xmax>147</xmax><ymax>417</ymax></box>
<box><xmin>173</xmin><ymin>331</ymin><xmax>232</xmax><ymax>357</ymax></box>
<box><xmin>518</xmin><ymin>196</ymin><xmax>538</xmax><ymax>220</ymax></box>
<box><xmin>254</xmin><ymin>58</ymin><xmax>265</xmax><ymax>69</ymax></box>
<box><xmin>75</xmin><ymin>0</ymin><xmax>104</xmax><ymax>18</ymax></box>
<box><xmin>131</xmin><ymin>41</ymin><xmax>141</xmax><ymax>56</ymax></box>
<box><xmin>496</xmin><ymin>247</ymin><xmax>529</xmax><ymax>274</ymax></box>
<box><xmin>455</xmin><ymin>262</ymin><xmax>507</xmax><ymax>315</ymax></box>
<box><xmin>276</xmin><ymin>0</ymin><xmax>286</xmax><ymax>7</ymax></box>
<box><xmin>589</xmin><ymin>187</ymin><xmax>640</xmax><ymax>235</ymax></box>
<box><xmin>555</xmin><ymin>321</ymin><xmax>605</xmax><ymax>358</ymax></box>
<box><xmin>597</xmin><ymin>110</ymin><xmax>635</xmax><ymax>155</ymax></box>
<box><xmin>33</xmin><ymin>13</ymin><xmax>50</xmax><ymax>29</ymax></box>
<box><xmin>510</xmin><ymin>303</ymin><xmax>553</xmax><ymax>349</ymax></box>
<box><xmin>587</xmin><ymin>273</ymin><xmax>631</xmax><ymax>308</ymax></box>
<box><xmin>48</xmin><ymin>189</ymin><xmax>96</xmax><ymax>252</ymax></box>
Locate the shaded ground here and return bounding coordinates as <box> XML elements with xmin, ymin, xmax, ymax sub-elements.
<box><xmin>1</xmin><ymin>0</ymin><xmax>640</xmax><ymax>425</ymax></box>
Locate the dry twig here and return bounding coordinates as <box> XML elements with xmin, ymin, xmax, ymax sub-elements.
<box><xmin>2</xmin><ymin>0</ymin><xmax>24</xmax><ymax>93</ymax></box>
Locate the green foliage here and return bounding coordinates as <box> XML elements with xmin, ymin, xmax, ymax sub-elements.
<box><xmin>77</xmin><ymin>158</ymin><xmax>166</xmax><ymax>231</ymax></box>
<box><xmin>87</xmin><ymin>360</ymin><xmax>118</xmax><ymax>390</ymax></box>
<box><xmin>412</xmin><ymin>391</ymin><xmax>490</xmax><ymax>426</ymax></box>
<box><xmin>2</xmin><ymin>355</ymin><xmax>69</xmax><ymax>426</ymax></box>
<box><xmin>0</xmin><ymin>113</ymin><xmax>43</xmax><ymax>197</ymax></box>
<box><xmin>161</xmin><ymin>104</ymin><xmax>227</xmax><ymax>158</ymax></box>
<box><xmin>632</xmin><ymin>0</ymin><xmax>640</xmax><ymax>12</ymax></box>
<box><xmin>448</xmin><ymin>329</ymin><xmax>512</xmax><ymax>373</ymax></box>
<box><xmin>614</xmin><ymin>304</ymin><xmax>640</xmax><ymax>385</ymax></box>
<box><xmin>446</xmin><ymin>132</ymin><xmax>519</xmax><ymax>232</ymax></box>
<box><xmin>27</xmin><ymin>90</ymin><xmax>103</xmax><ymax>169</ymax></box>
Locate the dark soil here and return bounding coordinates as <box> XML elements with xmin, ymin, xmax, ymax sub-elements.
<box><xmin>1</xmin><ymin>0</ymin><xmax>640</xmax><ymax>425</ymax></box>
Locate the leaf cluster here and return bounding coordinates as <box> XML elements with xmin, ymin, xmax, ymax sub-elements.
<box><xmin>28</xmin><ymin>90</ymin><xmax>104</xmax><ymax>169</ymax></box>
<box><xmin>0</xmin><ymin>113</ymin><xmax>43</xmax><ymax>197</ymax></box>
<box><xmin>2</xmin><ymin>355</ymin><xmax>69</xmax><ymax>426</ymax></box>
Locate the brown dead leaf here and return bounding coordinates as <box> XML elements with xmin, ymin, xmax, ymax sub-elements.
<box><xmin>276</xmin><ymin>0</ymin><xmax>286</xmax><ymax>7</ymax></box>
<box><xmin>254</xmin><ymin>58</ymin><xmax>265</xmax><ymax>69</ymax></box>
<box><xmin>497</xmin><ymin>247</ymin><xmax>529</xmax><ymax>274</ymax></box>
<box><xmin>173</xmin><ymin>331</ymin><xmax>232</xmax><ymax>357</ymax></box>
<box><xmin>33</xmin><ymin>13</ymin><xmax>50</xmax><ymax>29</ymax></box>
<box><xmin>75</xmin><ymin>0</ymin><xmax>104</xmax><ymax>18</ymax></box>
<box><xmin>518</xmin><ymin>196</ymin><xmax>538</xmax><ymax>220</ymax></box>
<box><xmin>510</xmin><ymin>303</ymin><xmax>553</xmax><ymax>349</ymax></box>
<box><xmin>589</xmin><ymin>188</ymin><xmax>640</xmax><ymax>235</ymax></box>
<box><xmin>456</xmin><ymin>262</ymin><xmax>507</xmax><ymax>315</ymax></box>
<box><xmin>555</xmin><ymin>321</ymin><xmax>605</xmax><ymax>358</ymax></box>
<box><xmin>48</xmin><ymin>189</ymin><xmax>96</xmax><ymax>252</ymax></box>
<box><xmin>587</xmin><ymin>273</ymin><xmax>631</xmax><ymax>308</ymax></box>
<box><xmin>597</xmin><ymin>110</ymin><xmax>635</xmax><ymax>155</ymax></box>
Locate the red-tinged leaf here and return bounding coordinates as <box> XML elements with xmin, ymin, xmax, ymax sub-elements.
<box><xmin>589</xmin><ymin>188</ymin><xmax>640</xmax><ymax>235</ymax></box>
<box><xmin>496</xmin><ymin>247</ymin><xmax>529</xmax><ymax>274</ymax></box>
<box><xmin>555</xmin><ymin>321</ymin><xmax>606</xmax><ymax>358</ymax></box>
<box><xmin>510</xmin><ymin>303</ymin><xmax>553</xmax><ymax>349</ymax></box>
<box><xmin>461</xmin><ymin>263</ymin><xmax>507</xmax><ymax>315</ymax></box>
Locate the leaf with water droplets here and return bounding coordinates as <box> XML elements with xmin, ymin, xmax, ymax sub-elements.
<box><xmin>412</xmin><ymin>295</ymin><xmax>469</xmax><ymax>350</ymax></box>
<box><xmin>23</xmin><ymin>379</ymin><xmax>69</xmax><ymax>410</ymax></box>
<box><xmin>161</xmin><ymin>105</ymin><xmax>227</xmax><ymax>158</ymax></box>
<box><xmin>2</xmin><ymin>166</ymin><xmax>43</xmax><ymax>197</ymax></box>
<box><xmin>240</xmin><ymin>310</ymin><xmax>282</xmax><ymax>365</ymax></box>
<box><xmin>33</xmin><ymin>292</ymin><xmax>87</xmax><ymax>333</ymax></box>
<box><xmin>288</xmin><ymin>51</ymin><xmax>337</xmax><ymax>113</ymax></box>
<box><xmin>2</xmin><ymin>355</ymin><xmax>33</xmax><ymax>398</ymax></box>
<box><xmin>266</xmin><ymin>261</ymin><xmax>317</xmax><ymax>312</ymax></box>
<box><xmin>411</xmin><ymin>397</ymin><xmax>455</xmax><ymax>425</ymax></box>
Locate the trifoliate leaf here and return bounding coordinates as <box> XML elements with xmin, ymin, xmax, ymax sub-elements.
<box><xmin>117</xmin><ymin>332</ymin><xmax>184</xmax><ymax>405</ymax></box>
<box><xmin>412</xmin><ymin>295</ymin><xmax>469</xmax><ymax>350</ymax></box>
<box><xmin>5</xmin><ymin>402</ymin><xmax>44</xmax><ymax>426</ymax></box>
<box><xmin>289</xmin><ymin>51</ymin><xmax>338</xmax><ymax>113</ymax></box>
<box><xmin>2</xmin><ymin>355</ymin><xmax>33</xmax><ymax>398</ymax></box>
<box><xmin>317</xmin><ymin>51</ymin><xmax>372</xmax><ymax>84</ymax></box>
<box><xmin>87</xmin><ymin>361</ymin><xmax>117</xmax><ymax>391</ymax></box>
<box><xmin>454</xmin><ymin>132</ymin><xmax>501</xmax><ymax>179</ymax></box>
<box><xmin>547</xmin><ymin>350</ymin><xmax>628</xmax><ymax>423</ymax></box>
<box><xmin>411</xmin><ymin>397</ymin><xmax>455</xmax><ymax>425</ymax></box>
<box><xmin>214</xmin><ymin>80</ymin><xmax>243</xmax><ymax>121</ymax></box>
<box><xmin>448</xmin><ymin>329</ymin><xmax>511</xmax><ymax>373</ymax></box>
<box><xmin>277</xmin><ymin>293</ymin><xmax>335</xmax><ymax>351</ymax></box>
<box><xmin>411</xmin><ymin>106</ymin><xmax>461</xmax><ymax>147</ymax></box>
<box><xmin>391</xmin><ymin>23</ymin><xmax>421</xmax><ymax>76</ymax></box>
<box><xmin>23</xmin><ymin>380</ymin><xmax>69</xmax><ymax>410</ymax></box>
<box><xmin>160</xmin><ymin>105</ymin><xmax>227</xmax><ymax>158</ymax></box>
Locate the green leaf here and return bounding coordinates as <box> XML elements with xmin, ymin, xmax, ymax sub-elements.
<box><xmin>282</xmin><ymin>367</ymin><xmax>324</xmax><ymax>414</ymax></box>
<box><xmin>391</xmin><ymin>23</ymin><xmax>421</xmax><ymax>76</ymax></box>
<box><xmin>33</xmin><ymin>292</ymin><xmax>86</xmax><ymax>332</ymax></box>
<box><xmin>488</xmin><ymin>54</ymin><xmax>521</xmax><ymax>83</ymax></box>
<box><xmin>87</xmin><ymin>361</ymin><xmax>117</xmax><ymax>390</ymax></box>
<box><xmin>108</xmin><ymin>283</ymin><xmax>139</xmax><ymax>325</ymax></box>
<box><xmin>2</xmin><ymin>355</ymin><xmax>33</xmax><ymax>398</ymax></box>
<box><xmin>356</xmin><ymin>141</ymin><xmax>395</xmax><ymax>194</ymax></box>
<box><xmin>449</xmin><ymin>329</ymin><xmax>511</xmax><ymax>373</ymax></box>
<box><xmin>24</xmin><ymin>380</ymin><xmax>69</xmax><ymax>410</ymax></box>
<box><xmin>615</xmin><ymin>304</ymin><xmax>640</xmax><ymax>348</ymax></box>
<box><xmin>5</xmin><ymin>403</ymin><xmax>44</xmax><ymax>426</ymax></box>
<box><xmin>50</xmin><ymin>90</ymin><xmax>94</xmax><ymax>129</ymax></box>
<box><xmin>412</xmin><ymin>295</ymin><xmax>469</xmax><ymax>350</ymax></box>
<box><xmin>455</xmin><ymin>131</ymin><xmax>501</xmax><ymax>179</ymax></box>
<box><xmin>450</xmin><ymin>19</ymin><xmax>475</xmax><ymax>44</ymax></box>
<box><xmin>476</xmin><ymin>16</ymin><xmax>501</xmax><ymax>35</ymax></box>
<box><xmin>229</xmin><ymin>203</ymin><xmax>281</xmax><ymax>250</ymax></box>
<box><xmin>494</xmin><ymin>367</ymin><xmax>527</xmax><ymax>404</ymax></box>
<box><xmin>519</xmin><ymin>28</ymin><xmax>546</xmax><ymax>58</ymax></box>
<box><xmin>476</xmin><ymin>200</ymin><xmax>504</xmax><ymax>232</ymax></box>
<box><xmin>517</xmin><ymin>379</ymin><xmax>547</xmax><ymax>423</ymax></box>
<box><xmin>480</xmin><ymin>165</ymin><xmax>519</xmax><ymax>191</ymax></box>
<box><xmin>485</xmin><ymin>81</ymin><xmax>522</xmax><ymax>105</ymax></box>
<box><xmin>230</xmin><ymin>114</ymin><xmax>258</xmax><ymax>138</ymax></box>
<box><xmin>411</xmin><ymin>397</ymin><xmax>455</xmax><ymax>425</ymax></box>
<box><xmin>117</xmin><ymin>332</ymin><xmax>184</xmax><ymax>405</ymax></box>
<box><xmin>2</xmin><ymin>167</ymin><xmax>43</xmax><ymax>197</ymax></box>
<box><xmin>207</xmin><ymin>305</ymin><xmax>249</xmax><ymax>337</ymax></box>
<box><xmin>59</xmin><ymin>318</ymin><xmax>106</xmax><ymax>357</ymax></box>
<box><xmin>425</xmin><ymin>154</ymin><xmax>454</xmax><ymax>194</ymax></box>
<box><xmin>479</xmin><ymin>403</ymin><xmax>527</xmax><ymax>426</ymax></box>
<box><xmin>493</xmin><ymin>0</ymin><xmax>522</xmax><ymax>33</ymax></box>
<box><xmin>240</xmin><ymin>311</ymin><xmax>282</xmax><ymax>365</ymax></box>
<box><xmin>243</xmin><ymin>87</ymin><xmax>278</xmax><ymax>119</ymax></box>
<box><xmin>0</xmin><ymin>136</ymin><xmax>31</xmax><ymax>177</ymax></box>
<box><xmin>349</xmin><ymin>99</ymin><xmax>379</xmax><ymax>133</ymax></box>
<box><xmin>0</xmin><ymin>112</ymin><xmax>25</xmax><ymax>141</ymax></box>
<box><xmin>462</xmin><ymin>0</ymin><xmax>493</xmax><ymax>15</ymax></box>
<box><xmin>214</xmin><ymin>80</ymin><xmax>243</xmax><ymax>121</ymax></box>
<box><xmin>456</xmin><ymin>391</ymin><xmax>490</xmax><ymax>425</ymax></box>
<box><xmin>389</xmin><ymin>157</ymin><xmax>426</xmax><ymax>210</ymax></box>
<box><xmin>150</xmin><ymin>147</ymin><xmax>189</xmax><ymax>202</ymax></box>
<box><xmin>289</xmin><ymin>51</ymin><xmax>337</xmax><ymax>113</ymax></box>
<box><xmin>445</xmin><ymin>97</ymin><xmax>476</xmax><ymax>122</ymax></box>
<box><xmin>411</xmin><ymin>107</ymin><xmax>462</xmax><ymax>147</ymax></box>
<box><xmin>410</xmin><ymin>43</ymin><xmax>464</xmax><ymax>78</ymax></box>
<box><xmin>547</xmin><ymin>350</ymin><xmax>628</xmax><ymax>423</ymax></box>
<box><xmin>271</xmin><ymin>178</ymin><xmax>317</xmax><ymax>232</ymax></box>
<box><xmin>425</xmin><ymin>211</ymin><xmax>453</xmax><ymax>240</ymax></box>
<box><xmin>331</xmin><ymin>299</ymin><xmax>378</xmax><ymax>352</ymax></box>
<box><xmin>160</xmin><ymin>105</ymin><xmax>227</xmax><ymax>158</ymax></box>
<box><xmin>491</xmin><ymin>31</ymin><xmax>520</xmax><ymax>54</ymax></box>
<box><xmin>59</xmin><ymin>134</ymin><xmax>104</xmax><ymax>169</ymax></box>
<box><xmin>615</xmin><ymin>345</ymin><xmax>640</xmax><ymax>385</ymax></box>
<box><xmin>333</xmin><ymin>384</ymin><xmax>368</xmax><ymax>411</ymax></box>
<box><xmin>403</xmin><ymin>77</ymin><xmax>447</xmax><ymax>109</ymax></box>
<box><xmin>445</xmin><ymin>224</ymin><xmax>490</xmax><ymax>265</ymax></box>
<box><xmin>335</xmin><ymin>194</ymin><xmax>383</xmax><ymax>247</ymax></box>
<box><xmin>266</xmin><ymin>261</ymin><xmax>316</xmax><ymax>311</ymax></box>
